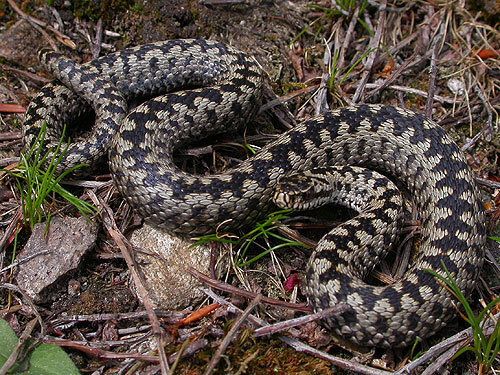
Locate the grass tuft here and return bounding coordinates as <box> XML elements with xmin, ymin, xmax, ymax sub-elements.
<box><xmin>426</xmin><ymin>263</ymin><xmax>500</xmax><ymax>374</ymax></box>
<box><xmin>5</xmin><ymin>122</ymin><xmax>96</xmax><ymax>229</ymax></box>
<box><xmin>193</xmin><ymin>209</ymin><xmax>309</xmax><ymax>267</ymax></box>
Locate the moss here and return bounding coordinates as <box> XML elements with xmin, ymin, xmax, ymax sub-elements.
<box><xmin>175</xmin><ymin>335</ymin><xmax>334</xmax><ymax>374</ymax></box>
<box><xmin>71</xmin><ymin>0</ymin><xmax>134</xmax><ymax>21</ymax></box>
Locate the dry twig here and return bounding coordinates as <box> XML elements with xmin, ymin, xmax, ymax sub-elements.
<box><xmin>88</xmin><ymin>191</ymin><xmax>170</xmax><ymax>375</ymax></box>
<box><xmin>203</xmin><ymin>294</ymin><xmax>262</xmax><ymax>375</ymax></box>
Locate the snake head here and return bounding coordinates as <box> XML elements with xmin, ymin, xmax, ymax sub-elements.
<box><xmin>273</xmin><ymin>169</ymin><xmax>334</xmax><ymax>211</ymax></box>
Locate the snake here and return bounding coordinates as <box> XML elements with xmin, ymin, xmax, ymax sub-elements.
<box><xmin>22</xmin><ymin>39</ymin><xmax>486</xmax><ymax>347</ymax></box>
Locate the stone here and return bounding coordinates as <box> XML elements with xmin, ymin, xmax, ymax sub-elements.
<box><xmin>129</xmin><ymin>224</ymin><xmax>224</xmax><ymax>310</ymax></box>
<box><xmin>15</xmin><ymin>216</ymin><xmax>98</xmax><ymax>302</ymax></box>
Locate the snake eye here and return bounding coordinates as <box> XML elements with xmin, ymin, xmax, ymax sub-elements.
<box><xmin>303</xmin><ymin>190</ymin><xmax>314</xmax><ymax>201</ymax></box>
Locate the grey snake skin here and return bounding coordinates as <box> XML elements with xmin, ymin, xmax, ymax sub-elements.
<box><xmin>22</xmin><ymin>39</ymin><xmax>486</xmax><ymax>347</ymax></box>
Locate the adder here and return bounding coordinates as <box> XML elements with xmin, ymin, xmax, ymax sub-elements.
<box><xmin>22</xmin><ymin>39</ymin><xmax>486</xmax><ymax>347</ymax></box>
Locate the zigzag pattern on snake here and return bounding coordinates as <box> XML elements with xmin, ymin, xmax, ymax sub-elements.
<box><xmin>22</xmin><ymin>39</ymin><xmax>486</xmax><ymax>347</ymax></box>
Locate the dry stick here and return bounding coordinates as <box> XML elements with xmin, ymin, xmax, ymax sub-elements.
<box><xmin>426</xmin><ymin>10</ymin><xmax>448</xmax><ymax>118</ymax></box>
<box><xmin>396</xmin><ymin>312</ymin><xmax>500</xmax><ymax>374</ymax></box>
<box><xmin>200</xmin><ymin>0</ymin><xmax>247</xmax><ymax>4</ymax></box>
<box><xmin>371</xmin><ymin>30</ymin><xmax>419</xmax><ymax>69</ymax></box>
<box><xmin>167</xmin><ymin>339</ymin><xmax>209</xmax><ymax>367</ymax></box>
<box><xmin>420</xmin><ymin>340</ymin><xmax>469</xmax><ymax>375</ymax></box>
<box><xmin>0</xmin><ymin>208</ymin><xmax>22</xmax><ymax>267</ymax></box>
<box><xmin>61</xmin><ymin>179</ymin><xmax>113</xmax><ymax>189</ymax></box>
<box><xmin>0</xmin><ymin>132</ymin><xmax>22</xmax><ymax>141</ymax></box>
<box><xmin>476</xmin><ymin>177</ymin><xmax>500</xmax><ymax>190</ymax></box>
<box><xmin>88</xmin><ymin>191</ymin><xmax>170</xmax><ymax>375</ymax></box>
<box><xmin>364</xmin><ymin>83</ymin><xmax>455</xmax><ymax>104</ymax></box>
<box><xmin>203</xmin><ymin>294</ymin><xmax>262</xmax><ymax>375</ymax></box>
<box><xmin>0</xmin><ymin>250</ymin><xmax>49</xmax><ymax>274</ymax></box>
<box><xmin>188</xmin><ymin>267</ymin><xmax>310</xmax><ymax>313</ymax></box>
<box><xmin>315</xmin><ymin>59</ymin><xmax>331</xmax><ymax>115</ymax></box>
<box><xmin>7</xmin><ymin>0</ymin><xmax>57</xmax><ymax>51</ymax></box>
<box><xmin>253</xmin><ymin>304</ymin><xmax>348</xmax><ymax>337</ymax></box>
<box><xmin>48</xmin><ymin>5</ymin><xmax>65</xmax><ymax>34</ymax></box>
<box><xmin>474</xmin><ymin>82</ymin><xmax>495</xmax><ymax>134</ymax></box>
<box><xmin>366</xmin><ymin>0</ymin><xmax>413</xmax><ymax>13</ymax></box>
<box><xmin>50</xmin><ymin>310</ymin><xmax>186</xmax><ymax>327</ymax></box>
<box><xmin>91</xmin><ymin>18</ymin><xmax>104</xmax><ymax>60</ymax></box>
<box><xmin>364</xmin><ymin>51</ymin><xmax>418</xmax><ymax>100</ymax></box>
<box><xmin>202</xmin><ymin>288</ymin><xmax>268</xmax><ymax>327</ymax></box>
<box><xmin>352</xmin><ymin>0</ymin><xmax>386</xmax><ymax>103</ymax></box>
<box><xmin>258</xmin><ymin>84</ymin><xmax>319</xmax><ymax>114</ymax></box>
<box><xmin>336</xmin><ymin>7</ymin><xmax>359</xmax><ymax>76</ymax></box>
<box><xmin>7</xmin><ymin>0</ymin><xmax>75</xmax><ymax>50</ymax></box>
<box><xmin>279</xmin><ymin>337</ymin><xmax>393</xmax><ymax>375</ymax></box>
<box><xmin>44</xmin><ymin>339</ymin><xmax>160</xmax><ymax>363</ymax></box>
<box><xmin>461</xmin><ymin>128</ymin><xmax>484</xmax><ymax>152</ymax></box>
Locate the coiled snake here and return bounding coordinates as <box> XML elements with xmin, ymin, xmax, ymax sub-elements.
<box><xmin>22</xmin><ymin>39</ymin><xmax>486</xmax><ymax>347</ymax></box>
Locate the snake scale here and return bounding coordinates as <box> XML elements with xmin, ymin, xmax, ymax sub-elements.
<box><xmin>22</xmin><ymin>39</ymin><xmax>486</xmax><ymax>347</ymax></box>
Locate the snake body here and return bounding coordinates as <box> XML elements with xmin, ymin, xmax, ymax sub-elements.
<box><xmin>22</xmin><ymin>40</ymin><xmax>486</xmax><ymax>347</ymax></box>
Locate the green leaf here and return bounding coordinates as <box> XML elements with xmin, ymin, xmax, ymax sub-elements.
<box><xmin>25</xmin><ymin>342</ymin><xmax>81</xmax><ymax>375</ymax></box>
<box><xmin>0</xmin><ymin>318</ymin><xmax>80</xmax><ymax>375</ymax></box>
<box><xmin>0</xmin><ymin>318</ymin><xmax>20</xmax><ymax>368</ymax></box>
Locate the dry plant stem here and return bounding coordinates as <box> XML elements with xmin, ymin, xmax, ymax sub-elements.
<box><xmin>203</xmin><ymin>294</ymin><xmax>262</xmax><ymax>375</ymax></box>
<box><xmin>367</xmin><ymin>0</ymin><xmax>412</xmax><ymax>13</ymax></box>
<box><xmin>461</xmin><ymin>129</ymin><xmax>485</xmax><ymax>152</ymax></box>
<box><xmin>167</xmin><ymin>338</ymin><xmax>208</xmax><ymax>366</ymax></box>
<box><xmin>91</xmin><ymin>18</ymin><xmax>103</xmax><ymax>59</ymax></box>
<box><xmin>485</xmin><ymin>250</ymin><xmax>500</xmax><ymax>276</ymax></box>
<box><xmin>0</xmin><ymin>157</ymin><xmax>20</xmax><ymax>167</ymax></box>
<box><xmin>363</xmin><ymin>83</ymin><xmax>455</xmax><ymax>104</ymax></box>
<box><xmin>259</xmin><ymin>84</ymin><xmax>319</xmax><ymax>114</ymax></box>
<box><xmin>371</xmin><ymin>30</ymin><xmax>419</xmax><ymax>68</ymax></box>
<box><xmin>396</xmin><ymin>312</ymin><xmax>500</xmax><ymax>374</ymax></box>
<box><xmin>279</xmin><ymin>336</ymin><xmax>393</xmax><ymax>375</ymax></box>
<box><xmin>88</xmin><ymin>191</ymin><xmax>170</xmax><ymax>375</ymax></box>
<box><xmin>330</xmin><ymin>1</ymin><xmax>349</xmax><ymax>17</ymax></box>
<box><xmin>420</xmin><ymin>340</ymin><xmax>470</xmax><ymax>375</ymax></box>
<box><xmin>188</xmin><ymin>267</ymin><xmax>310</xmax><ymax>312</ymax></box>
<box><xmin>0</xmin><ymin>317</ymin><xmax>38</xmax><ymax>375</ymax></box>
<box><xmin>474</xmin><ymin>83</ymin><xmax>495</xmax><ymax>134</ymax></box>
<box><xmin>0</xmin><ymin>208</ymin><xmax>22</xmax><ymax>265</ymax></box>
<box><xmin>50</xmin><ymin>310</ymin><xmax>186</xmax><ymax>327</ymax></box>
<box><xmin>315</xmin><ymin>39</ymin><xmax>334</xmax><ymax>115</ymax></box>
<box><xmin>0</xmin><ymin>64</ymin><xmax>52</xmax><ymax>84</ymax></box>
<box><xmin>315</xmin><ymin>72</ymin><xmax>330</xmax><ymax>115</ymax></box>
<box><xmin>425</xmin><ymin>15</ymin><xmax>446</xmax><ymax>119</ymax></box>
<box><xmin>47</xmin><ymin>5</ymin><xmax>65</xmax><ymax>33</ymax></box>
<box><xmin>0</xmin><ymin>283</ymin><xmax>44</xmax><ymax>325</ymax></box>
<box><xmin>336</xmin><ymin>7</ymin><xmax>359</xmax><ymax>76</ymax></box>
<box><xmin>0</xmin><ymin>250</ymin><xmax>49</xmax><ymax>274</ymax></box>
<box><xmin>0</xmin><ymin>104</ymin><xmax>24</xmax><ymax>114</ymax></box>
<box><xmin>253</xmin><ymin>304</ymin><xmax>348</xmax><ymax>338</ymax></box>
<box><xmin>202</xmin><ymin>288</ymin><xmax>268</xmax><ymax>327</ymax></box>
<box><xmin>61</xmin><ymin>179</ymin><xmax>113</xmax><ymax>189</ymax></box>
<box><xmin>275</xmin><ymin>225</ymin><xmax>317</xmax><ymax>248</ymax></box>
<box><xmin>364</xmin><ymin>51</ymin><xmax>418</xmax><ymax>100</ymax></box>
<box><xmin>43</xmin><ymin>339</ymin><xmax>159</xmax><ymax>362</ymax></box>
<box><xmin>7</xmin><ymin>0</ymin><xmax>57</xmax><ymax>51</ymax></box>
<box><xmin>200</xmin><ymin>0</ymin><xmax>247</xmax><ymax>5</ymax></box>
<box><xmin>0</xmin><ymin>132</ymin><xmax>22</xmax><ymax>141</ymax></box>
<box><xmin>352</xmin><ymin>0</ymin><xmax>386</xmax><ymax>103</ymax></box>
<box><xmin>7</xmin><ymin>0</ymin><xmax>75</xmax><ymax>50</ymax></box>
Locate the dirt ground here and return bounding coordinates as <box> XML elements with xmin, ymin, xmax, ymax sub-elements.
<box><xmin>0</xmin><ymin>0</ymin><xmax>499</xmax><ymax>374</ymax></box>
